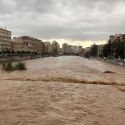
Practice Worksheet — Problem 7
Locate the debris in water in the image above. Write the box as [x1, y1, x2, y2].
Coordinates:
[104, 70, 115, 73]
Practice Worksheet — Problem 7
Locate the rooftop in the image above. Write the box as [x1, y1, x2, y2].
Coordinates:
[0, 27, 11, 32]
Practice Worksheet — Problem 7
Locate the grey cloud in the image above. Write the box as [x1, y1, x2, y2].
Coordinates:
[14, 0, 56, 14]
[0, 0, 15, 14]
[0, 0, 125, 43]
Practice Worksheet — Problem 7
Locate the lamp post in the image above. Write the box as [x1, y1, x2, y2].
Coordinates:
[123, 39, 125, 67]
[110, 41, 112, 59]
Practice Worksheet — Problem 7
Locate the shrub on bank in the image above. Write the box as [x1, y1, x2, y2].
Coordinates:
[15, 62, 27, 70]
[2, 62, 27, 71]
[2, 62, 13, 71]
[84, 51, 90, 58]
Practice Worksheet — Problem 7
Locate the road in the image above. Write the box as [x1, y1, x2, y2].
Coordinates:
[0, 56, 125, 125]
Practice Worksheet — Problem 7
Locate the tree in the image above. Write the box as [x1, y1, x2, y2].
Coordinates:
[84, 51, 90, 58]
[111, 40, 124, 58]
[90, 44, 98, 57]
[103, 40, 124, 59]
[103, 42, 111, 58]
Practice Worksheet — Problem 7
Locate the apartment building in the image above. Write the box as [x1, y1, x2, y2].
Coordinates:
[62, 43, 70, 54]
[109, 34, 125, 43]
[0, 28, 11, 52]
[62, 43, 83, 55]
[45, 42, 53, 55]
[12, 36, 45, 55]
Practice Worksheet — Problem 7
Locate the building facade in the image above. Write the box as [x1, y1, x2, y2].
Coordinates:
[79, 46, 84, 56]
[52, 41, 60, 55]
[45, 42, 53, 55]
[109, 34, 125, 58]
[62, 43, 71, 55]
[0, 28, 11, 52]
[62, 43, 83, 55]
[97, 45, 104, 57]
[109, 34, 125, 43]
[12, 36, 45, 55]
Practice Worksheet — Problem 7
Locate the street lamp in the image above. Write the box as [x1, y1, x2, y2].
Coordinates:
[123, 38, 125, 66]
[110, 40, 112, 59]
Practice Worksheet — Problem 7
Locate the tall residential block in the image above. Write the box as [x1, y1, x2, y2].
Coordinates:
[0, 28, 11, 52]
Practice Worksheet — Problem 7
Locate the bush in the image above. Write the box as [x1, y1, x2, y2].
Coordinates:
[2, 61, 27, 71]
[15, 62, 27, 70]
[2, 62, 13, 71]
[84, 51, 90, 58]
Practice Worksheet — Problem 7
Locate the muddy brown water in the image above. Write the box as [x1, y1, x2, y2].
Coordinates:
[0, 56, 125, 125]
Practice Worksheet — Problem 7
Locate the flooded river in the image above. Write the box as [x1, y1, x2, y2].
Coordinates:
[0, 56, 125, 125]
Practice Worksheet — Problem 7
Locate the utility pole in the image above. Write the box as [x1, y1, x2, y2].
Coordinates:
[123, 38, 125, 66]
[110, 41, 112, 59]
[123, 35, 125, 67]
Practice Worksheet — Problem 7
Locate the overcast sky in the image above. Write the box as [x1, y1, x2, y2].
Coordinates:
[0, 0, 125, 47]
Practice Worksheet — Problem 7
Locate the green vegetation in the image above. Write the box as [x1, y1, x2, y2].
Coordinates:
[2, 61, 27, 71]
[84, 44, 98, 58]
[103, 42, 111, 58]
[90, 44, 98, 57]
[103, 40, 124, 59]
[15, 62, 27, 70]
[85, 40, 124, 59]
[2, 62, 13, 71]
[84, 51, 90, 58]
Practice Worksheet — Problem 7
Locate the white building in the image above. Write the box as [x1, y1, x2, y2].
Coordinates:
[62, 43, 83, 55]
[45, 42, 53, 55]
[52, 41, 60, 54]
[0, 28, 11, 52]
